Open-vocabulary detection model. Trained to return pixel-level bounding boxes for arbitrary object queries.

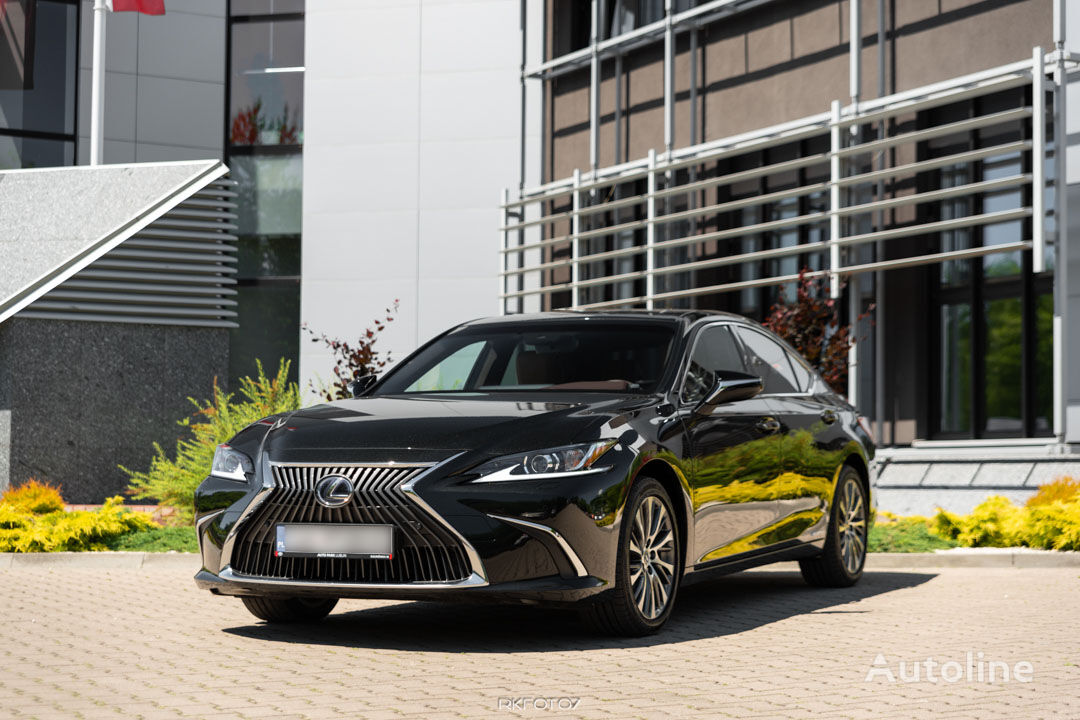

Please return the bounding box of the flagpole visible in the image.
[89,0,107,165]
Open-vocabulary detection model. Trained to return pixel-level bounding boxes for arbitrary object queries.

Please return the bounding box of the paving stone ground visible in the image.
[1,563,1077,719]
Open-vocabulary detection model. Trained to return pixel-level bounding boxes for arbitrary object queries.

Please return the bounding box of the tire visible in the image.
[582,478,681,636]
[800,465,867,588]
[241,596,338,623]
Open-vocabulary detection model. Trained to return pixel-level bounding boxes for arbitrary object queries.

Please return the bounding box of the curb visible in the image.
[866,551,1080,569]
[2,551,1079,569]
[0,552,200,569]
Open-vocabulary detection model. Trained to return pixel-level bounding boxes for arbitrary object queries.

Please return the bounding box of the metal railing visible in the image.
[500,51,1062,314]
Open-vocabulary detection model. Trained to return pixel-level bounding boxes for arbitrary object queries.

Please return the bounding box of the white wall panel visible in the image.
[301,0,525,396]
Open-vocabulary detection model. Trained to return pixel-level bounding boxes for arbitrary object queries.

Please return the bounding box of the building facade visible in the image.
[501,0,1080,512]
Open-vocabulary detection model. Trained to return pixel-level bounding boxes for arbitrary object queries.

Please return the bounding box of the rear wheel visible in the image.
[800,466,867,587]
[241,596,338,623]
[581,478,680,636]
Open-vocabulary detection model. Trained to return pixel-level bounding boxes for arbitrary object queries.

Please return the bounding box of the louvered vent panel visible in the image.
[21,178,240,328]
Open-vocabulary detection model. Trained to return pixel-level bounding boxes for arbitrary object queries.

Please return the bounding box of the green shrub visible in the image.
[121,359,300,522]
[869,515,957,553]
[106,525,198,552]
[0,497,157,552]
[1,479,66,515]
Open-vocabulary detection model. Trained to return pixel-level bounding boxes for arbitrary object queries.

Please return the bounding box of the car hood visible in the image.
[261,393,656,464]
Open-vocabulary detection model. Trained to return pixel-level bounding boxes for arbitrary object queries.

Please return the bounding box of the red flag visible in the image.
[107,0,165,14]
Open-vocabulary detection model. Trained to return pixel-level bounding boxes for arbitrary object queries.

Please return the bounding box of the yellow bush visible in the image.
[1023,500,1080,551]
[1,479,65,515]
[932,491,1080,551]
[0,497,157,552]
[1025,476,1080,507]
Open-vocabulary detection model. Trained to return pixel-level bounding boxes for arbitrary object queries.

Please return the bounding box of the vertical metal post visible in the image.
[614,53,623,164]
[829,100,842,299]
[1033,48,1046,273]
[646,149,657,309]
[848,275,859,407]
[89,0,107,166]
[663,0,674,155]
[589,0,600,172]
[1052,40,1070,442]
[849,0,861,113]
[571,169,582,309]
[874,0,886,444]
[689,28,698,146]
[500,188,510,315]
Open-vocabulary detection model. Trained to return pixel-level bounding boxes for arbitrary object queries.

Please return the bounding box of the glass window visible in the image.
[231,0,305,15]
[228,283,300,384]
[983,297,1023,434]
[406,342,487,393]
[787,353,813,393]
[231,154,302,236]
[0,0,77,136]
[377,324,676,395]
[681,325,746,404]
[229,19,304,146]
[0,134,73,170]
[939,302,972,434]
[736,328,799,395]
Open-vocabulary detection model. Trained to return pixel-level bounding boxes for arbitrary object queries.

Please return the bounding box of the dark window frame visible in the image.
[924,87,1054,440]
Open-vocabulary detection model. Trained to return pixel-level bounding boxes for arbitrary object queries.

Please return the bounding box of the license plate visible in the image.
[275,524,394,559]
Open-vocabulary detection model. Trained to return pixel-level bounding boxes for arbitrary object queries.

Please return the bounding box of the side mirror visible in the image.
[347,374,377,398]
[693,372,764,416]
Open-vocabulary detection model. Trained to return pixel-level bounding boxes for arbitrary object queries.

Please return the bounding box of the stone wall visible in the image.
[0,318,227,503]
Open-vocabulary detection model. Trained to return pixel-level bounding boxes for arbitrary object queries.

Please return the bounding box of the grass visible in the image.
[869,516,958,553]
[104,525,198,552]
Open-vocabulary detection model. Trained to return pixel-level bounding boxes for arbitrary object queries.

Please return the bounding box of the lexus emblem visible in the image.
[314,475,353,508]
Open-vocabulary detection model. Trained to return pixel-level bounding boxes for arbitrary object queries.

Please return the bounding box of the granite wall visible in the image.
[0,318,228,503]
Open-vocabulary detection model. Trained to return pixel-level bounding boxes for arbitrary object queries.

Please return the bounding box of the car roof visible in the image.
[455,309,755,330]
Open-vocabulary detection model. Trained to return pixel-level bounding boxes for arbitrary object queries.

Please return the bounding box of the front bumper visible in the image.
[194,449,634,604]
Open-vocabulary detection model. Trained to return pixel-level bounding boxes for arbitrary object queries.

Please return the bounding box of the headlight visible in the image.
[469,441,617,482]
[211,444,254,482]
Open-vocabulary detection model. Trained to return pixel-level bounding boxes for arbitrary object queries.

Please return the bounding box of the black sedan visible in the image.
[195,310,874,636]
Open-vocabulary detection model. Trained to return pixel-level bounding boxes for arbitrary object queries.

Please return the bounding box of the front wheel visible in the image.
[241,596,338,623]
[800,466,867,587]
[581,478,681,636]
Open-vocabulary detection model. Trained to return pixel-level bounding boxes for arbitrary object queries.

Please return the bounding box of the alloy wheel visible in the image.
[628,495,677,620]
[836,478,867,575]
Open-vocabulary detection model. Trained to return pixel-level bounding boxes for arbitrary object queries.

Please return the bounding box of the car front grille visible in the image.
[230,464,473,584]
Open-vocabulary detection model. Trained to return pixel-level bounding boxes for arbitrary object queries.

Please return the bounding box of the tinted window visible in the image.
[787,352,813,392]
[377,324,676,395]
[681,325,746,404]
[736,328,799,394]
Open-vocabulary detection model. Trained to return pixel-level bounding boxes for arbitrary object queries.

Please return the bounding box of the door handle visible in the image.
[756,418,781,434]
[820,409,838,425]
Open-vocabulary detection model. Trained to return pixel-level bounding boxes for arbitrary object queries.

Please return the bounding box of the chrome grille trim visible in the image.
[224,456,487,586]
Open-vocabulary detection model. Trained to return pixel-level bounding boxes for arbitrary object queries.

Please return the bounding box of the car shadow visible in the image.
[221,569,936,652]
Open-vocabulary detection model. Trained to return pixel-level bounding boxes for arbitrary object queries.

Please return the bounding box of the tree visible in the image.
[762,269,872,396]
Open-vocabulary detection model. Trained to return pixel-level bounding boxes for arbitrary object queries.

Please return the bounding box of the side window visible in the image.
[406,341,486,392]
[736,328,799,395]
[681,325,746,404]
[786,352,814,392]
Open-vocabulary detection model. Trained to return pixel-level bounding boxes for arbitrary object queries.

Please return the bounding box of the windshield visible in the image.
[374,323,677,395]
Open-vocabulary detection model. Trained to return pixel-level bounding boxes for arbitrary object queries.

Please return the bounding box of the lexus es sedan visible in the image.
[195,310,874,636]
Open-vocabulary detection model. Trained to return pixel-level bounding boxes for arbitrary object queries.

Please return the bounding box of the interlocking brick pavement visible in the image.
[0,562,1077,719]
